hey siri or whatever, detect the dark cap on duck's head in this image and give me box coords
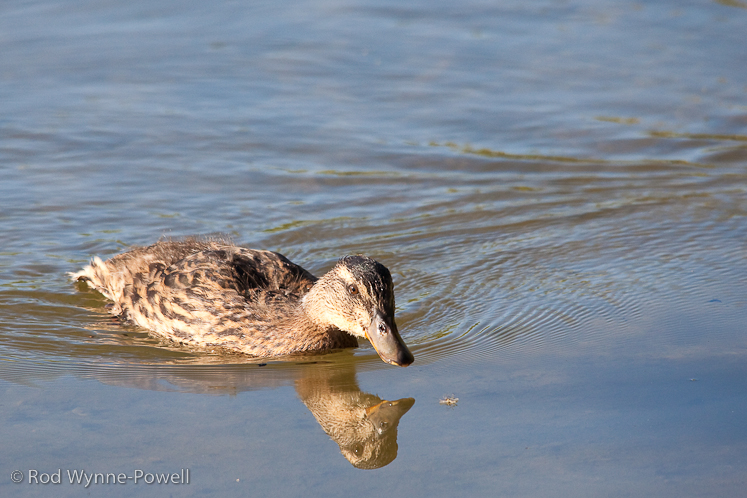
[338,255,394,310]
[304,255,414,367]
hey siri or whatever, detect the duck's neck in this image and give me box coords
[300,277,337,331]
[297,282,359,350]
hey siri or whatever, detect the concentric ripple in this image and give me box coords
[2,139,747,387]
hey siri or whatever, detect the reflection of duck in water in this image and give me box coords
[296,365,415,469]
[72,239,414,366]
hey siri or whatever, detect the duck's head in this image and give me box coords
[303,255,414,367]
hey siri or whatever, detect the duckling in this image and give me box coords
[71,239,414,366]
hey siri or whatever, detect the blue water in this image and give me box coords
[1,0,746,496]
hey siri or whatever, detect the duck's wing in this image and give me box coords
[73,241,316,304]
[225,248,318,296]
[112,247,319,355]
[131,247,317,316]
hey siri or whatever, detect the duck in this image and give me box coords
[71,238,414,367]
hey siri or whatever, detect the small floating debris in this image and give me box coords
[439,395,459,406]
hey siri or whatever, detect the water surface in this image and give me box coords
[1,0,746,496]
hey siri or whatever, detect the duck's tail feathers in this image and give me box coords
[69,257,124,304]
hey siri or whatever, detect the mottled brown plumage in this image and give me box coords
[71,239,414,366]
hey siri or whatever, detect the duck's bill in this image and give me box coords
[366,310,414,367]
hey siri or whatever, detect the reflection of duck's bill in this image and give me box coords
[366,397,416,435]
[366,310,414,367]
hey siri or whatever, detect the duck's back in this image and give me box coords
[73,239,324,355]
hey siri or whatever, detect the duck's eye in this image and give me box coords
[348,284,359,296]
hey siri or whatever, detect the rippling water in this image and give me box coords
[2,0,747,496]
